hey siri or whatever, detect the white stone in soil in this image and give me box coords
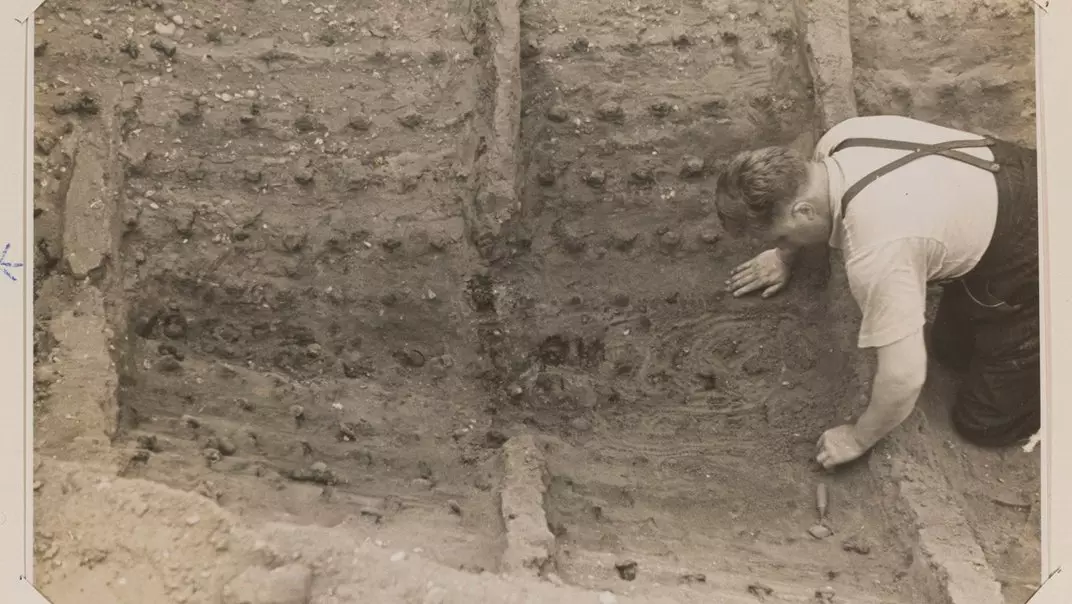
[154,22,177,37]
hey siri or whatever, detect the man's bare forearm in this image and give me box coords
[853,331,927,449]
[854,368,922,448]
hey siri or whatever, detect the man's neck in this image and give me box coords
[803,161,833,222]
[786,161,836,247]
[812,159,841,247]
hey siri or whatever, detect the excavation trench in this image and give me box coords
[32,0,1036,602]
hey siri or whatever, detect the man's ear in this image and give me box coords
[791,201,818,220]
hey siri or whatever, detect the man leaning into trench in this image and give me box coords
[713,115,1040,470]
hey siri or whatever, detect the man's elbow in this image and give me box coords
[878,331,928,393]
[890,361,927,394]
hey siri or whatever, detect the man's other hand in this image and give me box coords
[726,248,792,298]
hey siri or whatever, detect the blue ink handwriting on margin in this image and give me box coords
[0,243,24,281]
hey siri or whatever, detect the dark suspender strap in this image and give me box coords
[840,138,999,212]
[831,137,1002,173]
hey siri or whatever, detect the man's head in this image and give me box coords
[714,146,832,248]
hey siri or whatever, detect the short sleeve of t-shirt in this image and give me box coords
[845,237,943,349]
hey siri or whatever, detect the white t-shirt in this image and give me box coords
[813,115,999,349]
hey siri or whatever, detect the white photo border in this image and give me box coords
[1,0,1066,602]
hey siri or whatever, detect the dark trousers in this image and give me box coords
[929,139,1040,447]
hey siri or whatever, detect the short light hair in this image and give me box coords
[714,146,809,230]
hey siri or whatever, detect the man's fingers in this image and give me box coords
[727,269,757,289]
[728,273,758,291]
[760,282,785,298]
[732,279,765,297]
[727,271,756,288]
[816,451,830,468]
[732,261,755,275]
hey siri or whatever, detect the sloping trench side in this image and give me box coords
[795,0,1008,602]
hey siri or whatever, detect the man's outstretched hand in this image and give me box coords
[816,425,868,470]
[726,248,792,298]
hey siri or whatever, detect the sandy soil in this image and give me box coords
[30,0,1040,602]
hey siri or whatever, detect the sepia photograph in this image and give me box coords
[27,0,1042,602]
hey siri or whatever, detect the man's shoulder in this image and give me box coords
[815,116,984,159]
[815,116,927,156]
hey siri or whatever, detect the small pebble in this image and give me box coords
[172,15,185,26]
[660,230,682,248]
[650,101,674,117]
[599,593,618,604]
[154,22,177,37]
[150,39,176,58]
[842,536,873,555]
[700,230,720,244]
[808,524,833,540]
[596,101,625,123]
[681,155,705,177]
[216,438,237,456]
[390,551,406,562]
[570,417,592,432]
[615,560,638,581]
[348,114,372,131]
[185,514,200,526]
[398,111,423,128]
